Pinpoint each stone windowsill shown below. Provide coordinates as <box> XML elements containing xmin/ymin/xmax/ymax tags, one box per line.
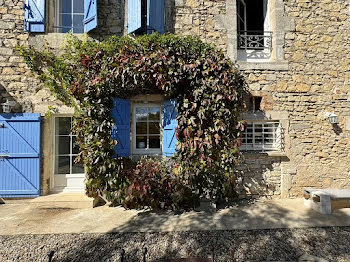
<box><xmin>242</xmin><ymin>151</ymin><xmax>287</xmax><ymax>157</ymax></box>
<box><xmin>237</xmin><ymin>61</ymin><xmax>289</xmax><ymax>71</ymax></box>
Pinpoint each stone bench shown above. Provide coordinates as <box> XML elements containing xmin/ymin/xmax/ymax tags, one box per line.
<box><xmin>154</xmin><ymin>259</ymin><xmax>213</xmax><ymax>262</ymax></box>
<box><xmin>303</xmin><ymin>188</ymin><xmax>350</xmax><ymax>215</ymax></box>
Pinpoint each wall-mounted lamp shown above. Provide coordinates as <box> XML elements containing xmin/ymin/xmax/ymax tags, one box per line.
<box><xmin>1</xmin><ymin>99</ymin><xmax>17</xmax><ymax>113</ymax></box>
<box><xmin>325</xmin><ymin>112</ymin><xmax>339</xmax><ymax>125</ymax></box>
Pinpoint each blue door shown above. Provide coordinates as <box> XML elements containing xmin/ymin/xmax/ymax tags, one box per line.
<box><xmin>0</xmin><ymin>114</ymin><xmax>41</xmax><ymax>197</ymax></box>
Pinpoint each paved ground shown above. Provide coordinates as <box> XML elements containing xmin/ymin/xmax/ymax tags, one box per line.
<box><xmin>1</xmin><ymin>197</ymin><xmax>350</xmax><ymax>261</ymax></box>
<box><xmin>1</xmin><ymin>198</ymin><xmax>350</xmax><ymax>235</ymax></box>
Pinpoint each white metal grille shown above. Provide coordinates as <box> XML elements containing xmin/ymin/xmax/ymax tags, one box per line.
<box><xmin>240</xmin><ymin>121</ymin><xmax>283</xmax><ymax>152</ymax></box>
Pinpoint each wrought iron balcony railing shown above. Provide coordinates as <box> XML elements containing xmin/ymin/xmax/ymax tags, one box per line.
<box><xmin>238</xmin><ymin>31</ymin><xmax>272</xmax><ymax>50</ymax></box>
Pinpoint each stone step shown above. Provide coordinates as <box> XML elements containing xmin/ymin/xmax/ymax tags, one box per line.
<box><xmin>28</xmin><ymin>193</ymin><xmax>101</xmax><ymax>209</ymax></box>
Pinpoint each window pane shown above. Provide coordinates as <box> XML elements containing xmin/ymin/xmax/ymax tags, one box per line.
<box><xmin>72</xmin><ymin>156</ymin><xmax>84</xmax><ymax>174</ymax></box>
<box><xmin>61</xmin><ymin>14</ymin><xmax>72</xmax><ymax>32</ymax></box>
<box><xmin>55</xmin><ymin>117</ymin><xmax>71</xmax><ymax>135</ymax></box>
<box><xmin>136</xmin><ymin>122</ymin><xmax>147</xmax><ymax>135</ymax></box>
<box><xmin>57</xmin><ymin>156</ymin><xmax>70</xmax><ymax>174</ymax></box>
<box><xmin>73</xmin><ymin>0</ymin><xmax>84</xmax><ymax>13</ymax></box>
<box><xmin>73</xmin><ymin>15</ymin><xmax>84</xmax><ymax>33</ymax></box>
<box><xmin>58</xmin><ymin>136</ymin><xmax>70</xmax><ymax>155</ymax></box>
<box><xmin>136</xmin><ymin>107</ymin><xmax>148</xmax><ymax>121</ymax></box>
<box><xmin>149</xmin><ymin>107</ymin><xmax>160</xmax><ymax>120</ymax></box>
<box><xmin>61</xmin><ymin>0</ymin><xmax>72</xmax><ymax>13</ymax></box>
<box><xmin>149</xmin><ymin>136</ymin><xmax>160</xmax><ymax>149</ymax></box>
<box><xmin>72</xmin><ymin>136</ymin><xmax>79</xmax><ymax>154</ymax></box>
<box><xmin>149</xmin><ymin>122</ymin><xmax>160</xmax><ymax>134</ymax></box>
<box><xmin>136</xmin><ymin>136</ymin><xmax>147</xmax><ymax>149</ymax></box>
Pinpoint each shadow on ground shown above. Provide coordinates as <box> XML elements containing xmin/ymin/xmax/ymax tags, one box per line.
<box><xmin>1</xmin><ymin>200</ymin><xmax>350</xmax><ymax>262</ymax></box>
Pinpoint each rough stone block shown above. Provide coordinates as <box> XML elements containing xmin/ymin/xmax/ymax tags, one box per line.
<box><xmin>0</xmin><ymin>21</ymin><xmax>15</xmax><ymax>30</ymax></box>
<box><xmin>0</xmin><ymin>47</ymin><xmax>13</xmax><ymax>55</ymax></box>
<box><xmin>281</xmin><ymin>163</ymin><xmax>297</xmax><ymax>174</ymax></box>
<box><xmin>346</xmin><ymin>116</ymin><xmax>350</xmax><ymax>131</ymax></box>
<box><xmin>0</xmin><ymin>7</ymin><xmax>7</xmax><ymax>14</ymax></box>
<box><xmin>3</xmin><ymin>39</ymin><xmax>17</xmax><ymax>47</ymax></box>
<box><xmin>281</xmin><ymin>174</ymin><xmax>292</xmax><ymax>198</ymax></box>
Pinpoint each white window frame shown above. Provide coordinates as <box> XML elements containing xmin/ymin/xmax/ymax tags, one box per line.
<box><xmin>240</xmin><ymin>120</ymin><xmax>283</xmax><ymax>152</ymax></box>
<box><xmin>54</xmin><ymin>0</ymin><xmax>84</xmax><ymax>33</ymax></box>
<box><xmin>132</xmin><ymin>103</ymin><xmax>163</xmax><ymax>155</ymax></box>
<box><xmin>236</xmin><ymin>0</ymin><xmax>272</xmax><ymax>62</ymax></box>
<box><xmin>53</xmin><ymin>116</ymin><xmax>85</xmax><ymax>175</ymax></box>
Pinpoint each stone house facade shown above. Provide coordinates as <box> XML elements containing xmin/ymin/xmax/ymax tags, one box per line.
<box><xmin>0</xmin><ymin>0</ymin><xmax>349</xmax><ymax>198</ymax></box>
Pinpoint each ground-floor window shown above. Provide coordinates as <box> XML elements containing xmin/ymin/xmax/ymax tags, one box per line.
<box><xmin>54</xmin><ymin>117</ymin><xmax>84</xmax><ymax>174</ymax></box>
<box><xmin>240</xmin><ymin>120</ymin><xmax>283</xmax><ymax>152</ymax></box>
<box><xmin>132</xmin><ymin>103</ymin><xmax>162</xmax><ymax>155</ymax></box>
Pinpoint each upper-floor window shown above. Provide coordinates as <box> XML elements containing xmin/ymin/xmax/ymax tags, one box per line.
<box><xmin>237</xmin><ymin>0</ymin><xmax>272</xmax><ymax>62</ymax></box>
<box><xmin>128</xmin><ymin>0</ymin><xmax>165</xmax><ymax>34</ymax></box>
<box><xmin>24</xmin><ymin>0</ymin><xmax>97</xmax><ymax>33</ymax></box>
<box><xmin>55</xmin><ymin>0</ymin><xmax>84</xmax><ymax>33</ymax></box>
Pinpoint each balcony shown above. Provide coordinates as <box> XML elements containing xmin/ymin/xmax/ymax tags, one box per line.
<box><xmin>238</xmin><ymin>31</ymin><xmax>272</xmax><ymax>50</ymax></box>
<box><xmin>237</xmin><ymin>31</ymin><xmax>272</xmax><ymax>62</ymax></box>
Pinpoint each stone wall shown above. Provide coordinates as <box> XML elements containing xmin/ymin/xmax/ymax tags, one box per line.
<box><xmin>242</xmin><ymin>0</ymin><xmax>350</xmax><ymax>197</ymax></box>
<box><xmin>1</xmin><ymin>0</ymin><xmax>350</xmax><ymax>197</ymax></box>
<box><xmin>173</xmin><ymin>0</ymin><xmax>350</xmax><ymax>197</ymax></box>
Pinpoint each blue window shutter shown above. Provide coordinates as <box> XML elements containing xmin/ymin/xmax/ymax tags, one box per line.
<box><xmin>111</xmin><ymin>99</ymin><xmax>130</xmax><ymax>157</ymax></box>
<box><xmin>163</xmin><ymin>99</ymin><xmax>178</xmax><ymax>157</ymax></box>
<box><xmin>84</xmin><ymin>0</ymin><xmax>98</xmax><ymax>33</ymax></box>
<box><xmin>128</xmin><ymin>0</ymin><xmax>142</xmax><ymax>33</ymax></box>
<box><xmin>24</xmin><ymin>0</ymin><xmax>45</xmax><ymax>32</ymax></box>
<box><xmin>147</xmin><ymin>0</ymin><xmax>165</xmax><ymax>34</ymax></box>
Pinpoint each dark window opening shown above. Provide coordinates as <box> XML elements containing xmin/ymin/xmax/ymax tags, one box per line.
<box><xmin>134</xmin><ymin>0</ymin><xmax>148</xmax><ymax>35</ymax></box>
<box><xmin>249</xmin><ymin>96</ymin><xmax>262</xmax><ymax>112</ymax></box>
<box><xmin>237</xmin><ymin>0</ymin><xmax>271</xmax><ymax>50</ymax></box>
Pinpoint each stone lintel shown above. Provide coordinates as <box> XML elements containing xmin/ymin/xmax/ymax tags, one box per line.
<box><xmin>241</xmin><ymin>110</ymin><xmax>289</xmax><ymax>120</ymax></box>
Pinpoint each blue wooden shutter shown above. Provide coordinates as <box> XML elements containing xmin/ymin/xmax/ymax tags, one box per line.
<box><xmin>111</xmin><ymin>99</ymin><xmax>130</xmax><ymax>157</ymax></box>
<box><xmin>147</xmin><ymin>0</ymin><xmax>165</xmax><ymax>34</ymax></box>
<box><xmin>84</xmin><ymin>0</ymin><xmax>98</xmax><ymax>32</ymax></box>
<box><xmin>163</xmin><ymin>99</ymin><xmax>178</xmax><ymax>157</ymax></box>
<box><xmin>24</xmin><ymin>0</ymin><xmax>45</xmax><ymax>32</ymax></box>
<box><xmin>0</xmin><ymin>114</ymin><xmax>41</xmax><ymax>197</ymax></box>
<box><xmin>128</xmin><ymin>0</ymin><xmax>142</xmax><ymax>33</ymax></box>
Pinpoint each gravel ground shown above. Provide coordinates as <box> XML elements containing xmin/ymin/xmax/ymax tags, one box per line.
<box><xmin>1</xmin><ymin>227</ymin><xmax>350</xmax><ymax>262</ymax></box>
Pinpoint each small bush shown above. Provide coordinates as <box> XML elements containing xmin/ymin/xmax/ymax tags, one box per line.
<box><xmin>121</xmin><ymin>157</ymin><xmax>198</xmax><ymax>210</ymax></box>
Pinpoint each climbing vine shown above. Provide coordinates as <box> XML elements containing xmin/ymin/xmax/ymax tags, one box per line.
<box><xmin>18</xmin><ymin>33</ymin><xmax>247</xmax><ymax>209</ymax></box>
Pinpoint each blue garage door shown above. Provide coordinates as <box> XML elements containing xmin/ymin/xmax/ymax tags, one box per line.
<box><xmin>0</xmin><ymin>114</ymin><xmax>41</xmax><ymax>197</ymax></box>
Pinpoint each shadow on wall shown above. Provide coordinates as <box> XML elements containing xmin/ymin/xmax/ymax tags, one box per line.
<box><xmin>332</xmin><ymin>123</ymin><xmax>343</xmax><ymax>135</ymax></box>
<box><xmin>88</xmin><ymin>0</ymin><xmax>126</xmax><ymax>41</ymax></box>
<box><xmin>89</xmin><ymin>0</ymin><xmax>176</xmax><ymax>41</ymax></box>
<box><xmin>237</xmin><ymin>97</ymin><xmax>291</xmax><ymax>199</ymax></box>
<box><xmin>165</xmin><ymin>0</ymin><xmax>176</xmax><ymax>34</ymax></box>
<box><xmin>235</xmin><ymin>153</ymin><xmax>290</xmax><ymax>198</ymax></box>
<box><xmin>0</xmin><ymin>82</ymin><xmax>32</xmax><ymax>113</ymax></box>
<box><xmin>19</xmin><ymin>201</ymin><xmax>350</xmax><ymax>262</ymax></box>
